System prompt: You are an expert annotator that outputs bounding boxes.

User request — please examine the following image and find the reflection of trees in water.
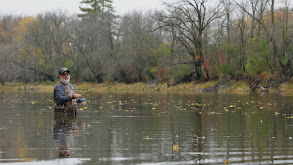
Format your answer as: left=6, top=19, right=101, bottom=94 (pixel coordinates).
left=54, top=113, right=80, bottom=158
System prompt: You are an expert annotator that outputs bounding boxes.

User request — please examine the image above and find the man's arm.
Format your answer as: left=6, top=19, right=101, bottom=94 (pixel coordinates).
left=54, top=84, right=70, bottom=104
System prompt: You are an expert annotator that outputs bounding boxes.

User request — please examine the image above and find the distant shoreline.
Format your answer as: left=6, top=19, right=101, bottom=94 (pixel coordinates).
left=1, top=81, right=293, bottom=96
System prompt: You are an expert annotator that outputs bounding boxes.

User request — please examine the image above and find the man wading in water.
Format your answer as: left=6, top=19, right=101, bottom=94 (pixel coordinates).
left=54, top=67, right=86, bottom=114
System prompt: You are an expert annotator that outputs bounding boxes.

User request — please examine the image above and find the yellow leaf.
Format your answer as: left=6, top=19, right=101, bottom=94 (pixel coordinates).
left=224, top=160, right=229, bottom=164
left=80, top=108, right=83, bottom=111
left=173, top=145, right=179, bottom=152
left=195, top=55, right=200, bottom=61
left=31, top=101, right=36, bottom=105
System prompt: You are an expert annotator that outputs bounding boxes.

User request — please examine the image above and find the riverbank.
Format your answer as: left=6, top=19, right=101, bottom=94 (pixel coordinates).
left=1, top=80, right=293, bottom=95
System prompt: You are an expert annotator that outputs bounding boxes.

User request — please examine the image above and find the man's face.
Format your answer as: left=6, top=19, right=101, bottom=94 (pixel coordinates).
left=60, top=71, right=70, bottom=84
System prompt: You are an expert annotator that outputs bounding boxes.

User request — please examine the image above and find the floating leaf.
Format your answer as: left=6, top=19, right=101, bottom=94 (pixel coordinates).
left=224, top=160, right=229, bottom=164
left=31, top=101, right=36, bottom=105
left=173, top=145, right=179, bottom=152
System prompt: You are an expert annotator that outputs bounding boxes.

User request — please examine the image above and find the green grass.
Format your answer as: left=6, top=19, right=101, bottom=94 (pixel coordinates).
left=0, top=81, right=292, bottom=95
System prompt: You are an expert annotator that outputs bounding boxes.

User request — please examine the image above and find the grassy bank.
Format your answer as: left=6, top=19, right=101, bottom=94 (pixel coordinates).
left=1, top=80, right=293, bottom=95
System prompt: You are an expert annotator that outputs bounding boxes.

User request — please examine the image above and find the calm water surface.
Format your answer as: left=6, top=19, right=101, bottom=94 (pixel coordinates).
left=1, top=90, right=293, bottom=164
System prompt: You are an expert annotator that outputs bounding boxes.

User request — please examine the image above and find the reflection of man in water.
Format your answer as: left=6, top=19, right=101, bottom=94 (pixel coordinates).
left=54, top=113, right=80, bottom=158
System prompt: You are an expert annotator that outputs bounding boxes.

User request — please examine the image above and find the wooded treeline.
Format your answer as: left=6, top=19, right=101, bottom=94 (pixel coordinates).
left=0, top=0, right=292, bottom=86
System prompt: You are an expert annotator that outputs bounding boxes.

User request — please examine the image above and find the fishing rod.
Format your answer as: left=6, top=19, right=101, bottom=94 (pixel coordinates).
left=81, top=75, right=131, bottom=96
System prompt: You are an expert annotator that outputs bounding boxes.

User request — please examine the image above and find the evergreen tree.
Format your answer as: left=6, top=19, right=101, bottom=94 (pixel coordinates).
left=78, top=0, right=114, bottom=17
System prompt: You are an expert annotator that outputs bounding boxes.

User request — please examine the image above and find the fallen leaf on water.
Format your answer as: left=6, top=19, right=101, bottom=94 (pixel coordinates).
left=31, top=101, right=36, bottom=105
left=173, top=145, right=179, bottom=152
left=224, top=160, right=229, bottom=164
left=275, top=112, right=280, bottom=115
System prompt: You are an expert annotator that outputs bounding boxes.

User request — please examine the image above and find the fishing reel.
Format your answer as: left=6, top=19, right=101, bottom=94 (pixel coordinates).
left=77, top=98, right=86, bottom=103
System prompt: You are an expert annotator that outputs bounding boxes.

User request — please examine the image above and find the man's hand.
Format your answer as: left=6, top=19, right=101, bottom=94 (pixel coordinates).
left=81, top=101, right=86, bottom=106
left=72, top=94, right=82, bottom=99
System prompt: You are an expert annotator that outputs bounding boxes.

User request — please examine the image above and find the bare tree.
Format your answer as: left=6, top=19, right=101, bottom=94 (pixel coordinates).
left=117, top=11, right=163, bottom=83
left=0, top=15, right=22, bottom=83
left=158, top=0, right=223, bottom=80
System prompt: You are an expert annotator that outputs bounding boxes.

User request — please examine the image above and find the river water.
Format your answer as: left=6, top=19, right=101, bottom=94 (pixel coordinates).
left=1, top=90, right=293, bottom=164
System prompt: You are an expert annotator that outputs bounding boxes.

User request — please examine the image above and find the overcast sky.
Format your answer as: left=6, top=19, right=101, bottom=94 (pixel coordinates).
left=0, top=0, right=175, bottom=16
